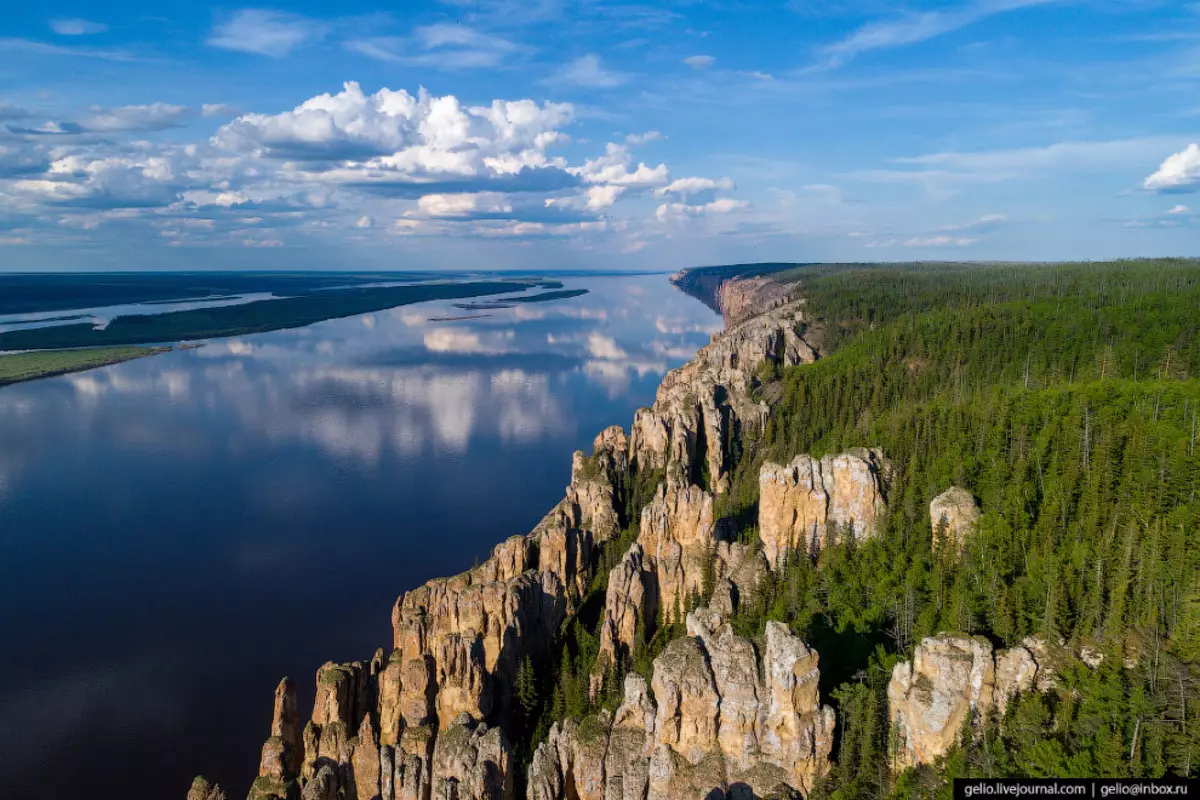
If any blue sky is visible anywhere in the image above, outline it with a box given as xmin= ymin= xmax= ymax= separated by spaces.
xmin=1 ymin=1 xmax=1198 ymax=270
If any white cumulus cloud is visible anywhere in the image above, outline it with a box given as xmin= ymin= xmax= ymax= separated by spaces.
xmin=1143 ymin=143 xmax=1200 ymax=193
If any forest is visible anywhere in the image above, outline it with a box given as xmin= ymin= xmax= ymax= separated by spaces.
xmin=515 ymin=259 xmax=1200 ymax=797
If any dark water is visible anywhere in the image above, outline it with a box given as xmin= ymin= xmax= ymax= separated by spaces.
xmin=0 ymin=274 xmax=720 ymax=800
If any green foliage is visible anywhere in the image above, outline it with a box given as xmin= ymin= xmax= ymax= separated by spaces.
xmin=0 ymin=345 xmax=171 ymax=386
xmin=522 ymin=260 xmax=1200 ymax=796
xmin=717 ymin=260 xmax=1200 ymax=793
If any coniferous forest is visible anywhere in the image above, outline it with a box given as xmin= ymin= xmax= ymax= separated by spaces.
xmin=519 ymin=259 xmax=1200 ymax=798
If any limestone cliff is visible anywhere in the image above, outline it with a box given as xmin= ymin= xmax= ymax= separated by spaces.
xmin=757 ymin=449 xmax=890 ymax=568
xmin=887 ymin=634 xmax=1081 ymax=770
xmin=929 ymin=487 xmax=981 ymax=551
xmin=530 ymin=607 xmax=835 ymax=800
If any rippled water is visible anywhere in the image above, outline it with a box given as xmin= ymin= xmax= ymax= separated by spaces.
xmin=0 ymin=274 xmax=719 ymax=800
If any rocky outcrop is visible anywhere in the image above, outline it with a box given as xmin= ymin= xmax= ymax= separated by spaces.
xmin=595 ymin=543 xmax=657 ymax=684
xmin=887 ymin=634 xmax=1062 ymax=769
xmin=758 ymin=449 xmax=890 ymax=567
xmin=527 ymin=715 xmax=611 ymax=800
xmin=187 ymin=777 xmax=228 ymax=800
xmin=630 ymin=298 xmax=818 ymax=494
xmin=534 ymin=608 xmax=834 ymax=800
xmin=637 ymin=469 xmax=717 ymax=624
xmin=429 ymin=714 xmax=514 ymax=800
xmin=929 ymin=487 xmax=980 ymax=551
xmin=708 ymin=542 xmax=769 ymax=619
xmin=669 ymin=266 xmax=797 ymax=327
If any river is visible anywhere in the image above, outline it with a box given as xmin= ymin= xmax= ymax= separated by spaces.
xmin=0 ymin=273 xmax=720 ymax=800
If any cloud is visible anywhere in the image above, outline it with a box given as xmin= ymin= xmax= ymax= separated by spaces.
xmin=6 ymin=120 xmax=85 ymax=136
xmin=11 ymin=153 xmax=181 ymax=209
xmin=815 ymin=0 xmax=1056 ymax=68
xmin=0 ymin=82 xmax=739 ymax=250
xmin=0 ymin=144 xmax=49 ymax=177
xmin=1168 ymin=204 xmax=1190 ymax=214
xmin=584 ymin=184 xmax=625 ymax=210
xmin=586 ymin=333 xmax=627 ymax=359
xmin=1143 ymin=143 xmax=1200 ymax=193
xmin=866 ymin=235 xmax=979 ymax=248
xmin=573 ymin=143 xmax=669 ymax=187
xmin=214 ymin=82 xmax=573 ymax=168
xmin=684 ymin=54 xmax=714 ymax=70
xmin=0 ymin=37 xmax=139 ymax=61
xmin=654 ymin=176 xmax=734 ymax=198
xmin=848 ymin=137 xmax=1188 ymax=190
xmin=625 ymin=130 xmax=662 ymax=146
xmin=50 ymin=18 xmax=107 ymax=36
xmin=413 ymin=192 xmax=513 ymax=218
xmin=201 ymin=103 xmax=240 ymax=118
xmin=656 ymin=197 xmax=748 ymax=220
xmin=346 ymin=24 xmax=521 ymax=70
xmin=555 ymin=54 xmax=628 ymax=88
xmin=937 ymin=213 xmax=1008 ymax=232
xmin=208 ymin=9 xmax=325 ymax=57
xmin=82 ymin=103 xmax=192 ymax=132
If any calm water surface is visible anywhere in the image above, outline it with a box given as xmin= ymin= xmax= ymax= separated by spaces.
xmin=0 ymin=274 xmax=720 ymax=800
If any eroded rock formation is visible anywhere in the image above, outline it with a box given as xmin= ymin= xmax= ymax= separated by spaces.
xmin=187 ymin=777 xmax=228 ymax=800
xmin=887 ymin=634 xmax=1064 ymax=769
xmin=533 ymin=607 xmax=834 ymax=800
xmin=929 ymin=487 xmax=981 ymax=551
xmin=758 ymin=449 xmax=890 ymax=567
xmin=630 ymin=299 xmax=819 ymax=493
xmin=637 ymin=469 xmax=717 ymax=624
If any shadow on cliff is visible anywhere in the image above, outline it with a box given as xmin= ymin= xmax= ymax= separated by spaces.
xmin=706 ymin=783 xmax=801 ymax=800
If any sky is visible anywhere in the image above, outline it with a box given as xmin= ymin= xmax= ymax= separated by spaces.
xmin=0 ymin=1 xmax=1198 ymax=271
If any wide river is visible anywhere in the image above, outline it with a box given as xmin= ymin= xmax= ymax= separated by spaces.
xmin=0 ymin=274 xmax=720 ymax=800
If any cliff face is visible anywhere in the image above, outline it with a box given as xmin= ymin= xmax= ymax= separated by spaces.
xmin=757 ymin=449 xmax=890 ymax=568
xmin=668 ymin=265 xmax=798 ymax=326
xmin=530 ymin=610 xmax=835 ymax=800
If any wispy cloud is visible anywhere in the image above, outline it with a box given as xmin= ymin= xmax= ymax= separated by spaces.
xmin=937 ymin=213 xmax=1008 ymax=232
xmin=847 ymin=137 xmax=1187 ymax=192
xmin=684 ymin=54 xmax=715 ymax=70
xmin=0 ymin=37 xmax=140 ymax=61
xmin=346 ymin=23 xmax=521 ymax=69
xmin=814 ymin=0 xmax=1057 ymax=69
xmin=82 ymin=103 xmax=192 ymax=132
xmin=49 ymin=18 xmax=108 ymax=36
xmin=208 ymin=9 xmax=326 ymax=57
xmin=552 ymin=54 xmax=628 ymax=88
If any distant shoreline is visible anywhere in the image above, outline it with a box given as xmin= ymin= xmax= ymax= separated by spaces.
xmin=0 ymin=346 xmax=174 ymax=388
